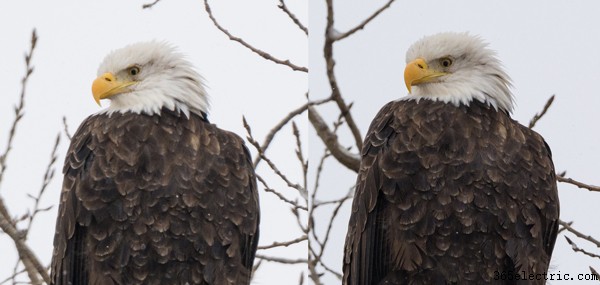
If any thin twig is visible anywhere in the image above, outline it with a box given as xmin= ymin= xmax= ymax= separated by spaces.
xmin=0 ymin=29 xmax=37 ymax=189
xmin=244 ymin=117 xmax=307 ymax=198
xmin=0 ymin=267 xmax=26 ymax=285
xmin=564 ymin=236 xmax=600 ymax=259
xmin=141 ymin=0 xmax=162 ymax=9
xmin=311 ymin=114 xmax=344 ymax=202
xmin=312 ymin=190 xmax=352 ymax=259
xmin=292 ymin=122 xmax=308 ymax=191
xmin=557 ymin=175 xmax=600 ymax=192
xmin=290 ymin=200 xmax=308 ymax=233
xmin=0 ymin=29 xmax=48 ymax=285
xmin=258 ymin=235 xmax=307 ymax=250
xmin=589 ymin=267 xmax=600 ymax=281
xmin=62 ymin=116 xmax=72 ymax=140
xmin=309 ymin=246 xmax=342 ymax=280
xmin=203 ymin=0 xmax=307 ymax=72
xmin=528 ymin=95 xmax=555 ymax=129
xmin=256 ymin=174 xmax=306 ymax=211
xmin=559 ymin=220 xmax=600 ymax=248
xmin=23 ymin=133 xmax=60 ymax=238
xmin=254 ymin=95 xmax=330 ymax=167
xmin=332 ymin=0 xmax=396 ymax=42
xmin=255 ymin=254 xmax=307 ymax=264
xmin=278 ymin=0 xmax=308 ymax=35
xmin=308 ymin=106 xmax=360 ymax=172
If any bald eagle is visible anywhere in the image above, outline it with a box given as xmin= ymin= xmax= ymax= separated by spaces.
xmin=343 ymin=33 xmax=559 ymax=284
xmin=50 ymin=42 xmax=260 ymax=285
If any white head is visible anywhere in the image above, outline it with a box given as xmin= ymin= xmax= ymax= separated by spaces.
xmin=403 ymin=32 xmax=514 ymax=113
xmin=92 ymin=41 xmax=209 ymax=117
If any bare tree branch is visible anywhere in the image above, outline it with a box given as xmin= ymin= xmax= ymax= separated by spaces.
xmin=559 ymin=220 xmax=600 ymax=248
xmin=258 ymin=235 xmax=307 ymax=250
xmin=23 ymin=134 xmax=60 ymax=238
xmin=564 ymin=236 xmax=600 ymax=259
xmin=62 ymin=116 xmax=72 ymax=140
xmin=323 ymin=0 xmax=384 ymax=150
xmin=256 ymin=174 xmax=307 ymax=211
xmin=0 ymin=268 xmax=26 ymax=285
xmin=142 ymin=0 xmax=162 ymax=9
xmin=292 ymin=122 xmax=308 ymax=190
xmin=557 ymin=175 xmax=600 ymax=192
xmin=331 ymin=0 xmax=396 ymax=42
xmin=308 ymin=106 xmax=360 ymax=172
xmin=0 ymin=29 xmax=49 ymax=285
xmin=278 ymin=0 xmax=307 ymax=35
xmin=0 ymin=215 xmax=49 ymax=284
xmin=0 ymin=29 xmax=37 ymax=189
xmin=253 ymin=94 xmax=327 ymax=167
xmin=244 ymin=117 xmax=307 ymax=198
xmin=256 ymin=254 xmax=307 ymax=264
xmin=203 ymin=0 xmax=307 ymax=72
xmin=528 ymin=95 xmax=555 ymax=129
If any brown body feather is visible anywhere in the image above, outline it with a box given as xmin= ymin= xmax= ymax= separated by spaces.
xmin=343 ymin=100 xmax=559 ymax=285
xmin=50 ymin=108 xmax=260 ymax=285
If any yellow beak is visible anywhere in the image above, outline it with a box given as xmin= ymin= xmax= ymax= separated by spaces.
xmin=404 ymin=58 xmax=447 ymax=93
xmin=91 ymin=72 xmax=136 ymax=106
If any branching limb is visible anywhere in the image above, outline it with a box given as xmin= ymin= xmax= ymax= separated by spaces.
xmin=559 ymin=220 xmax=600 ymax=248
xmin=330 ymin=0 xmax=396 ymax=42
xmin=244 ymin=117 xmax=307 ymax=198
xmin=0 ymin=29 xmax=49 ymax=285
xmin=204 ymin=0 xmax=307 ymax=72
xmin=0 ymin=214 xmax=50 ymax=284
xmin=0 ymin=29 xmax=37 ymax=189
xmin=324 ymin=0 xmax=388 ymax=150
xmin=308 ymin=106 xmax=360 ymax=172
xmin=22 ymin=134 xmax=59 ymax=238
xmin=254 ymin=95 xmax=330 ymax=167
xmin=564 ymin=236 xmax=600 ymax=259
xmin=256 ymin=174 xmax=306 ymax=211
xmin=0 ymin=267 xmax=26 ymax=285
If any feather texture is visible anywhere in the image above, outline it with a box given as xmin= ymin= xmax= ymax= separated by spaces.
xmin=50 ymin=109 xmax=259 ymax=285
xmin=343 ymin=100 xmax=559 ymax=285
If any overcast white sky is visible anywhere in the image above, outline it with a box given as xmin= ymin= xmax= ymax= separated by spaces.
xmin=3 ymin=0 xmax=600 ymax=284
xmin=0 ymin=1 xmax=307 ymax=284
xmin=310 ymin=1 xmax=600 ymax=284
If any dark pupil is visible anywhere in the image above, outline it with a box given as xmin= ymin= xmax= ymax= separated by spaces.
xmin=443 ymin=60 xmax=450 ymax=67
xmin=130 ymin=68 xmax=138 ymax=75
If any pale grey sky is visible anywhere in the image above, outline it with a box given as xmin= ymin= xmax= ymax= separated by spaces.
xmin=0 ymin=1 xmax=307 ymax=284
xmin=2 ymin=0 xmax=600 ymax=284
xmin=310 ymin=1 xmax=600 ymax=284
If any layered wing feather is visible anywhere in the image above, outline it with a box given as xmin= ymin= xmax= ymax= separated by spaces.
xmin=343 ymin=100 xmax=559 ymax=285
xmin=50 ymin=109 xmax=259 ymax=285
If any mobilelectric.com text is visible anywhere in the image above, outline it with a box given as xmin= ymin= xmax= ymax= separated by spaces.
xmin=494 ymin=271 xmax=598 ymax=282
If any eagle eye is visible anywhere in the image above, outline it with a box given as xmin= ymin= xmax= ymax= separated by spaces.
xmin=440 ymin=57 xmax=453 ymax=68
xmin=128 ymin=66 xmax=140 ymax=76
